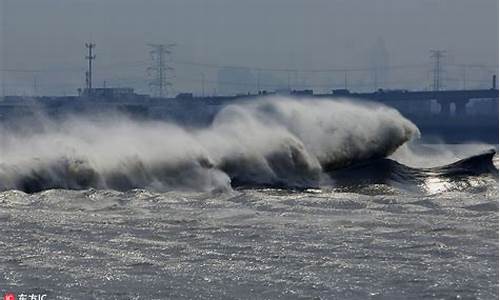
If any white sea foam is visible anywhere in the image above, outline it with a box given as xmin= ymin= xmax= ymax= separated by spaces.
xmin=0 ymin=96 xmax=420 ymax=192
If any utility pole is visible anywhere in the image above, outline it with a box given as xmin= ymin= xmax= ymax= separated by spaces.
xmin=1 ymin=72 xmax=5 ymax=99
xmin=462 ymin=65 xmax=467 ymax=90
xmin=85 ymin=42 xmax=96 ymax=95
xmin=344 ymin=70 xmax=348 ymax=90
xmin=287 ymin=71 xmax=291 ymax=91
xmin=33 ymin=76 xmax=38 ymax=96
xmin=430 ymin=50 xmax=446 ymax=91
xmin=256 ymin=68 xmax=261 ymax=93
xmin=294 ymin=70 xmax=299 ymax=90
xmin=147 ymin=43 xmax=175 ymax=98
xmin=201 ymin=72 xmax=205 ymax=97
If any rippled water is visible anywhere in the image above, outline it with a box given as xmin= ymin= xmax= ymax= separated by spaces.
xmin=0 ymin=98 xmax=497 ymax=299
xmin=0 ymin=173 xmax=497 ymax=299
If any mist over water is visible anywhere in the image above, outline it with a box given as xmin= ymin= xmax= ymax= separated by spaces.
xmin=0 ymin=96 xmax=420 ymax=192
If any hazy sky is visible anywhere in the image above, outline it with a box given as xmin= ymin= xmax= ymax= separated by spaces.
xmin=1 ymin=0 xmax=498 ymax=96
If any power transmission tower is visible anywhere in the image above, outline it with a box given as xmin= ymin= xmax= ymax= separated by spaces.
xmin=85 ymin=42 xmax=96 ymax=95
xmin=430 ymin=50 xmax=446 ymax=91
xmin=147 ymin=43 xmax=175 ymax=98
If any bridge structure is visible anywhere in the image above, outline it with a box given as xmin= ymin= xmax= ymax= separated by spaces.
xmin=327 ymin=88 xmax=499 ymax=116
xmin=0 ymin=87 xmax=498 ymax=118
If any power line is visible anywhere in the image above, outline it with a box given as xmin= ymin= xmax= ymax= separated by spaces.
xmin=0 ymin=67 xmax=85 ymax=73
xmin=1 ymin=49 xmax=496 ymax=95
xmin=172 ymin=59 xmax=429 ymax=73
xmin=0 ymin=62 xmax=426 ymax=74
xmin=1 ymin=60 xmax=496 ymax=75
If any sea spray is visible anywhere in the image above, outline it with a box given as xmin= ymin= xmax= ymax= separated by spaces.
xmin=0 ymin=96 xmax=420 ymax=192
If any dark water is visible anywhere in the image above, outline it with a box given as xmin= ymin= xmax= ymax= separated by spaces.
xmin=0 ymin=150 xmax=497 ymax=299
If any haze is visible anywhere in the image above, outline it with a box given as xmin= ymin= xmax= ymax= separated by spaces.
xmin=0 ymin=0 xmax=498 ymax=96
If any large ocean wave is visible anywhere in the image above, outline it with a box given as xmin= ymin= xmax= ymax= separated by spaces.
xmin=4 ymin=96 xmax=488 ymax=193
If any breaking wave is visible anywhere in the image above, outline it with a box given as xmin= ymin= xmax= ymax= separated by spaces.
xmin=1 ymin=96 xmax=423 ymax=193
xmin=329 ymin=149 xmax=498 ymax=193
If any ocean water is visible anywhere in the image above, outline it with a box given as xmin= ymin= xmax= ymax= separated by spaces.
xmin=0 ymin=163 xmax=497 ymax=299
xmin=0 ymin=97 xmax=498 ymax=299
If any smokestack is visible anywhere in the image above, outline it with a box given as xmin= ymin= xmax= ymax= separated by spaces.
xmin=493 ymin=75 xmax=497 ymax=89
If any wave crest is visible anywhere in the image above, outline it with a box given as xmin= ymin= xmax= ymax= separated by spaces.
xmin=0 ymin=96 xmax=420 ymax=192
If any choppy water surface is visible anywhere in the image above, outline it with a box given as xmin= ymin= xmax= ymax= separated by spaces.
xmin=0 ymin=98 xmax=497 ymax=299
xmin=0 ymin=163 xmax=497 ymax=299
